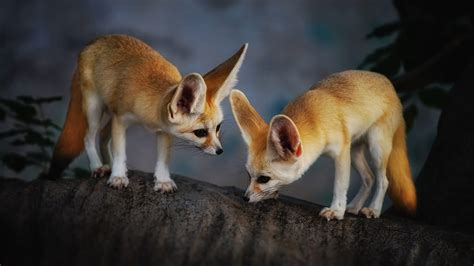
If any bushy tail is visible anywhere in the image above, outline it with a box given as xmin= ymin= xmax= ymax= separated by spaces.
xmin=387 ymin=121 xmax=417 ymax=216
xmin=47 ymin=69 xmax=87 ymax=179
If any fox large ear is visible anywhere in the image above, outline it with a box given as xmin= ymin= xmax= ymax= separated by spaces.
xmin=268 ymin=115 xmax=302 ymax=161
xmin=168 ymin=73 xmax=206 ymax=123
xmin=204 ymin=44 xmax=248 ymax=104
xmin=230 ymin=89 xmax=267 ymax=145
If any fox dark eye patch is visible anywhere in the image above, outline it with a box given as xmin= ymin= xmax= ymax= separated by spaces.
xmin=193 ymin=129 xmax=208 ymax=138
xmin=256 ymin=175 xmax=271 ymax=184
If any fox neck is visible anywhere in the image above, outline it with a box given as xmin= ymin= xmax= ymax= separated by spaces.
xmin=285 ymin=115 xmax=326 ymax=183
xmin=159 ymin=85 xmax=180 ymax=129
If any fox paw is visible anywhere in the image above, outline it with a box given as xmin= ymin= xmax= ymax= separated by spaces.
xmin=154 ymin=180 xmax=177 ymax=194
xmin=91 ymin=165 xmax=111 ymax=178
xmin=360 ymin=207 xmax=380 ymax=218
xmin=319 ymin=207 xmax=344 ymax=221
xmin=107 ymin=176 xmax=129 ymax=189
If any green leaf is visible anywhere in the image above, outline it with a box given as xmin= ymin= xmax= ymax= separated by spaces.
xmin=41 ymin=119 xmax=62 ymax=130
xmin=45 ymin=130 xmax=56 ymax=136
xmin=26 ymin=151 xmax=51 ymax=163
xmin=366 ymin=22 xmax=401 ymax=39
xmin=1 ymin=153 xmax=31 ymax=172
xmin=16 ymin=96 xmax=35 ymax=104
xmin=35 ymin=96 xmax=63 ymax=104
xmin=0 ymin=129 xmax=26 ymax=140
xmin=358 ymin=44 xmax=394 ymax=68
xmin=370 ymin=53 xmax=401 ymax=78
xmin=403 ymin=104 xmax=418 ymax=132
xmin=25 ymin=130 xmax=55 ymax=146
xmin=10 ymin=129 xmax=55 ymax=147
xmin=418 ymin=87 xmax=449 ymax=109
xmin=10 ymin=138 xmax=27 ymax=146
xmin=0 ymin=99 xmax=37 ymax=122
xmin=17 ymin=96 xmax=63 ymax=105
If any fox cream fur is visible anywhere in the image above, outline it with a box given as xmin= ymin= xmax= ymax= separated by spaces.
xmin=230 ymin=70 xmax=416 ymax=220
xmin=49 ymin=35 xmax=247 ymax=192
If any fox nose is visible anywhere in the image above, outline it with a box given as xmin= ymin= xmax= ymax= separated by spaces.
xmin=216 ymin=148 xmax=223 ymax=155
xmin=242 ymin=195 xmax=250 ymax=202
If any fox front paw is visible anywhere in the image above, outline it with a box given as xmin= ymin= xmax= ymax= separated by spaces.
xmin=319 ymin=207 xmax=344 ymax=221
xmin=107 ymin=176 xmax=129 ymax=189
xmin=360 ymin=207 xmax=380 ymax=218
xmin=91 ymin=165 xmax=111 ymax=178
xmin=154 ymin=180 xmax=177 ymax=194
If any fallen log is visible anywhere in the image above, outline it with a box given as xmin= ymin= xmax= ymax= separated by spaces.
xmin=1 ymin=171 xmax=473 ymax=265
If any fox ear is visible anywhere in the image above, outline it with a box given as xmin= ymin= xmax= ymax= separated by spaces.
xmin=230 ymin=89 xmax=267 ymax=145
xmin=204 ymin=43 xmax=248 ymax=104
xmin=268 ymin=115 xmax=302 ymax=161
xmin=168 ymin=73 xmax=206 ymax=123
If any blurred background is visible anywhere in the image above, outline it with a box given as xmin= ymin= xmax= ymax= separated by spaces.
xmin=0 ymin=0 xmax=446 ymax=207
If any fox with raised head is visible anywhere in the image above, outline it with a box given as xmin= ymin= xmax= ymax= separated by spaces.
xmin=230 ymin=70 xmax=416 ymax=220
xmin=48 ymin=35 xmax=247 ymax=192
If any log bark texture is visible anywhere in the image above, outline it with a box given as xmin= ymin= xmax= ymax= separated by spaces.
xmin=1 ymin=171 xmax=474 ymax=266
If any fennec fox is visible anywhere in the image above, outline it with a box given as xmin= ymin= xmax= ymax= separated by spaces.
xmin=230 ymin=70 xmax=416 ymax=220
xmin=49 ymin=35 xmax=247 ymax=192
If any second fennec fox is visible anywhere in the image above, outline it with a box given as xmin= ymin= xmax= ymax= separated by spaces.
xmin=230 ymin=70 xmax=416 ymax=220
xmin=48 ymin=35 xmax=247 ymax=192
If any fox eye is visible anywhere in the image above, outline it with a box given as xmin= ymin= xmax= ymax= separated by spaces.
xmin=216 ymin=123 xmax=222 ymax=132
xmin=256 ymin=175 xmax=271 ymax=184
xmin=193 ymin=129 xmax=208 ymax=138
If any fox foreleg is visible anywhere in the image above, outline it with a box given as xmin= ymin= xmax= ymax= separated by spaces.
xmin=153 ymin=132 xmax=177 ymax=193
xmin=320 ymin=147 xmax=351 ymax=220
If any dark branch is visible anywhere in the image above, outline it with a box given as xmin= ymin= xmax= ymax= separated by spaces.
xmin=1 ymin=171 xmax=474 ymax=265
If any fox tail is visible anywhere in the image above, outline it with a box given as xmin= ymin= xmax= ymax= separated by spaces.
xmin=47 ymin=69 xmax=87 ymax=178
xmin=386 ymin=121 xmax=417 ymax=216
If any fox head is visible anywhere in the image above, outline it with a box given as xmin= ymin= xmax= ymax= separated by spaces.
xmin=167 ymin=44 xmax=248 ymax=155
xmin=230 ymin=90 xmax=304 ymax=202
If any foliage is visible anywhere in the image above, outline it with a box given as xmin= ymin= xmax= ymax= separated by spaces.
xmin=0 ymin=95 xmax=88 ymax=178
xmin=359 ymin=1 xmax=473 ymax=130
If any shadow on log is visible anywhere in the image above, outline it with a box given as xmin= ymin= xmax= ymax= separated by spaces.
xmin=1 ymin=171 xmax=474 ymax=266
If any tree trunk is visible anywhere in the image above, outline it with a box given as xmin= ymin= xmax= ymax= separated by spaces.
xmin=416 ymin=59 xmax=474 ymax=234
xmin=1 ymin=172 xmax=473 ymax=266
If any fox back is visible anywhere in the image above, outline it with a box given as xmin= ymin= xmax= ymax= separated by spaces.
xmin=231 ymin=70 xmax=416 ymax=218
xmin=49 ymin=35 xmax=248 ymax=179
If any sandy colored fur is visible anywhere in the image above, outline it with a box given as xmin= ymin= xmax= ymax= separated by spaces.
xmin=233 ymin=70 xmax=416 ymax=215
xmin=50 ymin=35 xmax=246 ymax=178
xmin=79 ymin=35 xmax=182 ymax=127
xmin=387 ymin=121 xmax=417 ymax=215
xmin=48 ymin=68 xmax=88 ymax=178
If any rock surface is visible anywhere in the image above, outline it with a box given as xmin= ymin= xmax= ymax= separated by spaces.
xmin=1 ymin=171 xmax=474 ymax=266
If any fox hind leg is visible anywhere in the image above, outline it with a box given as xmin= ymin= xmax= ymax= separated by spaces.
xmin=362 ymin=124 xmax=392 ymax=218
xmin=107 ymin=115 xmax=129 ymax=188
xmin=347 ymin=143 xmax=375 ymax=215
xmin=99 ymin=118 xmax=112 ymax=163
xmin=83 ymin=92 xmax=109 ymax=178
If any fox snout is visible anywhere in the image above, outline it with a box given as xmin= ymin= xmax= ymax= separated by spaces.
xmin=201 ymin=144 xmax=224 ymax=155
xmin=243 ymin=187 xmax=279 ymax=203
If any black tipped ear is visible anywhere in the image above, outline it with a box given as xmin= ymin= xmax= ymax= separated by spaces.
xmin=268 ymin=115 xmax=302 ymax=160
xmin=204 ymin=43 xmax=248 ymax=104
xmin=169 ymin=73 xmax=206 ymax=123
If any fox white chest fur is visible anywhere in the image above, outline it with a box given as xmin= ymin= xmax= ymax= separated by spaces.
xmin=231 ymin=70 xmax=416 ymax=220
